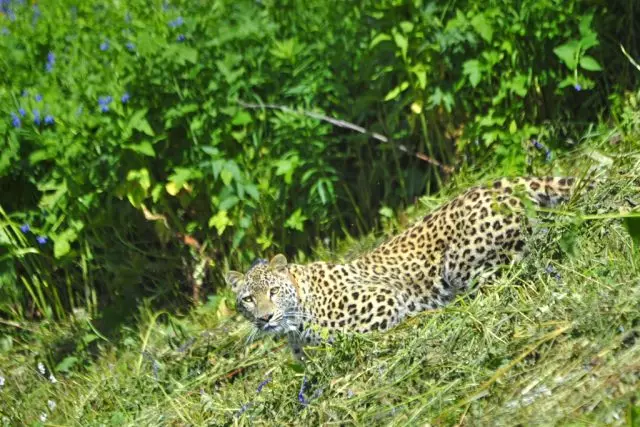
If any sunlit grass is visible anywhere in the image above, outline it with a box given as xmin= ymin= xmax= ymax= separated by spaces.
xmin=1 ymin=138 xmax=639 ymax=426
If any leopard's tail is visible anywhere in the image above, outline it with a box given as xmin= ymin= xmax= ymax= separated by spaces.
xmin=492 ymin=176 xmax=595 ymax=208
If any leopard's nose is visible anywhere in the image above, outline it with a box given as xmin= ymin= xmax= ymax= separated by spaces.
xmin=259 ymin=313 xmax=274 ymax=323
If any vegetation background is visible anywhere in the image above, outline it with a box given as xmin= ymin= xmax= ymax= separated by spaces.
xmin=0 ymin=0 xmax=639 ymax=425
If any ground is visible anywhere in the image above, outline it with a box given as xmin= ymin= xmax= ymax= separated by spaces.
xmin=1 ymin=133 xmax=639 ymax=426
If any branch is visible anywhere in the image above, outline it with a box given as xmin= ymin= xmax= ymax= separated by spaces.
xmin=237 ymin=100 xmax=455 ymax=174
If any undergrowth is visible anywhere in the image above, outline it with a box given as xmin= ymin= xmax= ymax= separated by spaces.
xmin=1 ymin=127 xmax=639 ymax=426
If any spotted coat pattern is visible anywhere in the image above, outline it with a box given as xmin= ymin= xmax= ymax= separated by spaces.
xmin=225 ymin=176 xmax=584 ymax=359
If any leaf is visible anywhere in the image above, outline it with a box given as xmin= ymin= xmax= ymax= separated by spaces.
xmin=209 ymin=210 xmax=233 ymax=235
xmin=53 ymin=228 xmax=78 ymax=259
xmin=284 ymin=209 xmax=307 ymax=231
xmin=125 ymin=142 xmax=155 ymax=157
xmin=553 ymin=41 xmax=579 ymax=70
xmin=471 ymin=14 xmax=493 ymax=42
xmin=55 ymin=356 xmax=79 ymax=373
xmin=232 ymin=111 xmax=252 ymax=126
xmin=462 ymin=60 xmax=482 ymax=87
xmin=370 ymin=33 xmax=391 ymax=48
xmin=178 ymin=46 xmax=198 ymax=64
xmin=392 ymin=29 xmax=408 ymax=59
xmin=623 ymin=217 xmax=640 ymax=248
xmin=218 ymin=196 xmax=239 ymax=211
xmin=579 ymin=55 xmax=602 ymax=71
xmin=379 ymin=206 xmax=394 ymax=218
xmin=384 ymin=81 xmax=410 ymax=101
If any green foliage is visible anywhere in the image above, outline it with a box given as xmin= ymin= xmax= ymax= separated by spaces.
xmin=0 ymin=0 xmax=638 ymax=319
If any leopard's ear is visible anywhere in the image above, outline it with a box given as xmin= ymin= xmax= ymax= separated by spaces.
xmin=269 ymin=254 xmax=288 ymax=273
xmin=224 ymin=271 xmax=244 ymax=293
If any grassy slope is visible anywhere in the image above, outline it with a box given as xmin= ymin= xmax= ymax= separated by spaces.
xmin=1 ymin=130 xmax=640 ymax=426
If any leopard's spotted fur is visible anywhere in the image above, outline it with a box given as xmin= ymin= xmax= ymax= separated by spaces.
xmin=225 ymin=176 xmax=586 ymax=359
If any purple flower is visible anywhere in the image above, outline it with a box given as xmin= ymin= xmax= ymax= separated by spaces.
xmin=125 ymin=41 xmax=135 ymax=51
xmin=121 ymin=92 xmax=130 ymax=104
xmin=574 ymin=84 xmax=582 ymax=91
xmin=10 ymin=113 xmax=21 ymax=128
xmin=44 ymin=115 xmax=54 ymax=126
xmin=36 ymin=236 xmax=48 ymax=245
xmin=98 ymin=96 xmax=113 ymax=113
xmin=35 ymin=94 xmax=43 ymax=102
xmin=33 ymin=109 xmax=41 ymax=125
xmin=100 ymin=40 xmax=109 ymax=51
xmin=20 ymin=224 xmax=30 ymax=233
xmin=177 ymin=34 xmax=185 ymax=42
xmin=256 ymin=377 xmax=271 ymax=393
xmin=45 ymin=51 xmax=55 ymax=72
xmin=531 ymin=139 xmax=543 ymax=150
xmin=168 ymin=16 xmax=183 ymax=28
xmin=18 ymin=107 xmax=26 ymax=117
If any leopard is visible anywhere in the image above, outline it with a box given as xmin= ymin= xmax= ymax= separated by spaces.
xmin=225 ymin=176 xmax=588 ymax=360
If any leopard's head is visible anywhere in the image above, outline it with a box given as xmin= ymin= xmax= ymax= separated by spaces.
xmin=225 ymin=254 xmax=301 ymax=334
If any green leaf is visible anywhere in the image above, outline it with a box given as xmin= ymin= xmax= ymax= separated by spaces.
xmin=623 ymin=217 xmax=640 ymax=248
xmin=370 ymin=33 xmax=391 ymax=48
xmin=471 ymin=14 xmax=493 ymax=42
xmin=392 ymin=29 xmax=408 ymax=59
xmin=232 ymin=111 xmax=253 ymax=126
xmin=553 ymin=41 xmax=579 ymax=70
xmin=209 ymin=210 xmax=233 ymax=235
xmin=384 ymin=81 xmax=410 ymax=101
xmin=284 ymin=209 xmax=307 ymax=231
xmin=53 ymin=228 xmax=78 ymax=259
xmin=579 ymin=55 xmax=602 ymax=71
xmin=218 ymin=196 xmax=239 ymax=211
xmin=462 ymin=60 xmax=482 ymax=87
xmin=56 ymin=356 xmax=79 ymax=373
xmin=125 ymin=142 xmax=155 ymax=157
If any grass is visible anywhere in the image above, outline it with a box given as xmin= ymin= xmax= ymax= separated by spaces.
xmin=1 ymin=128 xmax=640 ymax=426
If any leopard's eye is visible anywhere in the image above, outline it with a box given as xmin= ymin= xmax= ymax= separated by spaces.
xmin=269 ymin=287 xmax=279 ymax=298
xmin=242 ymin=295 xmax=254 ymax=304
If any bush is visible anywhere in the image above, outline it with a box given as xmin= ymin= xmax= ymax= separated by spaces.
xmin=0 ymin=0 xmax=637 ymax=320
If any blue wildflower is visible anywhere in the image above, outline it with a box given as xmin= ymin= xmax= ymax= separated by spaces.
xmin=177 ymin=34 xmax=185 ymax=42
xmin=545 ymin=149 xmax=552 ymax=162
xmin=574 ymin=84 xmax=582 ymax=91
xmin=531 ymin=139 xmax=543 ymax=150
xmin=44 ymin=115 xmax=54 ymax=126
xmin=169 ymin=16 xmax=183 ymax=28
xmin=76 ymin=106 xmax=83 ymax=116
xmin=100 ymin=40 xmax=110 ymax=51
xmin=36 ymin=236 xmax=48 ymax=245
xmin=1 ymin=27 xmax=8 ymax=35
xmin=18 ymin=107 xmax=26 ymax=117
xmin=33 ymin=109 xmax=41 ymax=125
xmin=35 ymin=94 xmax=42 ymax=102
xmin=45 ymin=51 xmax=55 ymax=72
xmin=298 ymin=376 xmax=308 ymax=406
xmin=121 ymin=92 xmax=130 ymax=104
xmin=256 ymin=377 xmax=271 ymax=393
xmin=126 ymin=41 xmax=135 ymax=51
xmin=10 ymin=113 xmax=21 ymax=128
xmin=20 ymin=224 xmax=30 ymax=234
xmin=98 ymin=96 xmax=113 ymax=113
